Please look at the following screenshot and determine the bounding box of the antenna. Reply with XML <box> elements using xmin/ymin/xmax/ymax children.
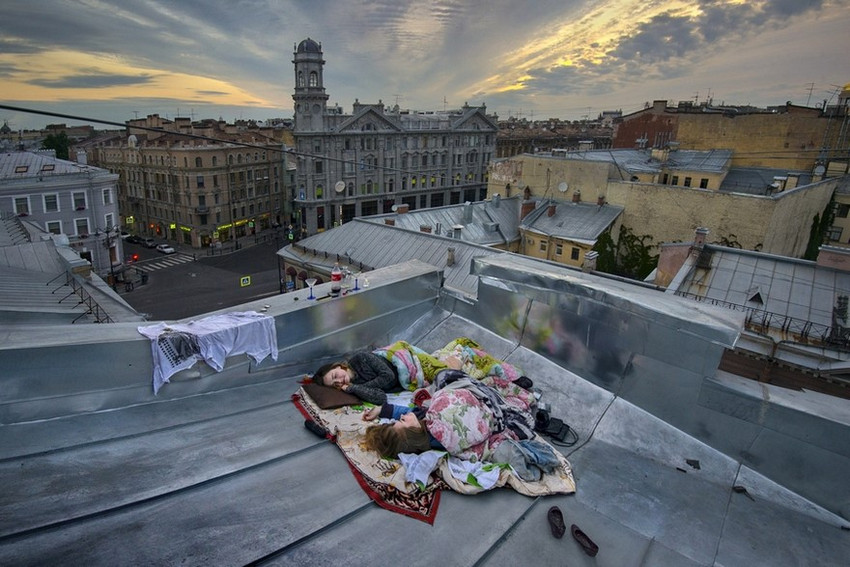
<box><xmin>443</xmin><ymin>96</ymin><xmax>447</xmax><ymax>111</ymax></box>
<box><xmin>805</xmin><ymin>82</ymin><xmax>815</xmax><ymax>106</ymax></box>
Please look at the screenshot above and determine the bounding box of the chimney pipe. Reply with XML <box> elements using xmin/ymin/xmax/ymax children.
<box><xmin>583</xmin><ymin>251</ymin><xmax>598</xmax><ymax>272</ymax></box>
<box><xmin>447</xmin><ymin>247</ymin><xmax>456</xmax><ymax>266</ymax></box>
<box><xmin>384</xmin><ymin>219</ymin><xmax>395</xmax><ymax>226</ymax></box>
<box><xmin>521</xmin><ymin>200</ymin><xmax>535</xmax><ymax>219</ymax></box>
<box><xmin>547</xmin><ymin>204</ymin><xmax>556</xmax><ymax>217</ymax></box>
<box><xmin>693</xmin><ymin>227</ymin><xmax>709</xmax><ymax>251</ymax></box>
<box><xmin>572</xmin><ymin>190</ymin><xmax>581</xmax><ymax>203</ymax></box>
<box><xmin>597</xmin><ymin>195</ymin><xmax>605</xmax><ymax>206</ymax></box>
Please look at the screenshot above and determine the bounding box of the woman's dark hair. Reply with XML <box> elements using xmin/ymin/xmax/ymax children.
<box><xmin>312</xmin><ymin>361</ymin><xmax>349</xmax><ymax>386</ymax></box>
<box><xmin>364</xmin><ymin>422</ymin><xmax>432</xmax><ymax>458</ymax></box>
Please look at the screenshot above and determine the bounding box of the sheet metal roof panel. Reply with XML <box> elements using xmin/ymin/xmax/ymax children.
<box><xmin>0</xmin><ymin>151</ymin><xmax>102</xmax><ymax>179</ymax></box>
<box><xmin>522</xmin><ymin>201</ymin><xmax>623</xmax><ymax>240</ymax></box>
<box><xmin>279</xmin><ymin>219</ymin><xmax>506</xmax><ymax>297</ymax></box>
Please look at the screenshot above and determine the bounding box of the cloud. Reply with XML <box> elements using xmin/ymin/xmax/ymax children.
<box><xmin>29</xmin><ymin>73</ymin><xmax>158</xmax><ymax>89</ymax></box>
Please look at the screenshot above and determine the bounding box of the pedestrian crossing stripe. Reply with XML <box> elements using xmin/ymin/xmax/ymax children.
<box><xmin>136</xmin><ymin>253</ymin><xmax>194</xmax><ymax>272</ymax></box>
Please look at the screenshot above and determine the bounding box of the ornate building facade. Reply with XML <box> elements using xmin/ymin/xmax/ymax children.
<box><xmin>291</xmin><ymin>38</ymin><xmax>498</xmax><ymax>235</ymax></box>
<box><xmin>80</xmin><ymin>115</ymin><xmax>287</xmax><ymax>249</ymax></box>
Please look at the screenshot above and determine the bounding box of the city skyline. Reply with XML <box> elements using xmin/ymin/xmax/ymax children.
<box><xmin>1</xmin><ymin>0</ymin><xmax>849</xmax><ymax>131</ymax></box>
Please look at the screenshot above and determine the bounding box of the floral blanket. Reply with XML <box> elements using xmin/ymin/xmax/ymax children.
<box><xmin>373</xmin><ymin>337</ymin><xmax>524</xmax><ymax>390</ymax></box>
<box><xmin>293</xmin><ymin>338</ymin><xmax>575</xmax><ymax>524</ymax></box>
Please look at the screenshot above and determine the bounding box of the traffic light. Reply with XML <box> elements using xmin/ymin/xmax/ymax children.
<box><xmin>130</xmin><ymin>253</ymin><xmax>139</xmax><ymax>262</ymax></box>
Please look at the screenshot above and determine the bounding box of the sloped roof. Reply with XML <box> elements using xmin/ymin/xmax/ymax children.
<box><xmin>670</xmin><ymin>245</ymin><xmax>850</xmax><ymax>331</ymax></box>
<box><xmin>0</xmin><ymin>150</ymin><xmax>102</xmax><ymax>179</ymax></box>
<box><xmin>362</xmin><ymin>196</ymin><xmax>522</xmax><ymax>247</ymax></box>
<box><xmin>522</xmin><ymin>199</ymin><xmax>623</xmax><ymax>244</ymax></box>
<box><xmin>278</xmin><ymin>218</ymin><xmax>507</xmax><ymax>298</ymax></box>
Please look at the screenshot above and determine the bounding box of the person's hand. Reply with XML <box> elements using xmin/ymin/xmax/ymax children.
<box><xmin>339</xmin><ymin>384</ymin><xmax>350</xmax><ymax>392</ymax></box>
<box><xmin>362</xmin><ymin>406</ymin><xmax>381</xmax><ymax>421</ymax></box>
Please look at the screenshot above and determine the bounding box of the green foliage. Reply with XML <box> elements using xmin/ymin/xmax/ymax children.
<box><xmin>804</xmin><ymin>195</ymin><xmax>836</xmax><ymax>261</ymax></box>
<box><xmin>41</xmin><ymin>131</ymin><xmax>70</xmax><ymax>160</ymax></box>
<box><xmin>593</xmin><ymin>225</ymin><xmax>658</xmax><ymax>279</ymax></box>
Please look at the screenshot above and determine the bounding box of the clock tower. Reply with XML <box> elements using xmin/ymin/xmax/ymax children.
<box><xmin>292</xmin><ymin>38</ymin><xmax>329</xmax><ymax>133</ymax></box>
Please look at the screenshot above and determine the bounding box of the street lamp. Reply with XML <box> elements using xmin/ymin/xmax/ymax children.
<box><xmin>93</xmin><ymin>226</ymin><xmax>121</xmax><ymax>291</ymax></box>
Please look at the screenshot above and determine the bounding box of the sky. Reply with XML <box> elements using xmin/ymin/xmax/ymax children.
<box><xmin>1</xmin><ymin>0</ymin><xmax>849</xmax><ymax>131</ymax></box>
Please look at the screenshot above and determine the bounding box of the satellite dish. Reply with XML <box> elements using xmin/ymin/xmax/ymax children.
<box><xmin>334</xmin><ymin>181</ymin><xmax>345</xmax><ymax>193</ymax></box>
<box><xmin>813</xmin><ymin>165</ymin><xmax>825</xmax><ymax>176</ymax></box>
<box><xmin>391</xmin><ymin>204</ymin><xmax>398</xmax><ymax>212</ymax></box>
<box><xmin>557</xmin><ymin>181</ymin><xmax>568</xmax><ymax>193</ymax></box>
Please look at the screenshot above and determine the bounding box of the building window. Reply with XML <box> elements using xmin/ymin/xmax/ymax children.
<box><xmin>316</xmin><ymin>185</ymin><xmax>323</xmax><ymax>198</ymax></box>
<box><xmin>212</xmin><ymin>156</ymin><xmax>218</xmax><ymax>166</ymax></box>
<box><xmin>44</xmin><ymin>193</ymin><xmax>59</xmax><ymax>212</ymax></box>
<box><xmin>105</xmin><ymin>213</ymin><xmax>114</xmax><ymax>229</ymax></box>
<box><xmin>73</xmin><ymin>192</ymin><xmax>86</xmax><ymax>209</ymax></box>
<box><xmin>14</xmin><ymin>196</ymin><xmax>29</xmax><ymax>215</ymax></box>
<box><xmin>827</xmin><ymin>226</ymin><xmax>843</xmax><ymax>241</ymax></box>
<box><xmin>699</xmin><ymin>178</ymin><xmax>709</xmax><ymax>189</ymax></box>
<box><xmin>75</xmin><ymin>218</ymin><xmax>90</xmax><ymax>236</ymax></box>
<box><xmin>197</xmin><ymin>175</ymin><xmax>205</xmax><ymax>188</ymax></box>
<box><xmin>571</xmin><ymin>247</ymin><xmax>580</xmax><ymax>260</ymax></box>
<box><xmin>102</xmin><ymin>188</ymin><xmax>112</xmax><ymax>204</ymax></box>
<box><xmin>315</xmin><ymin>160</ymin><xmax>323</xmax><ymax>174</ymax></box>
<box><xmin>540</xmin><ymin>241</ymin><xmax>547</xmax><ymax>252</ymax></box>
<box><xmin>309</xmin><ymin>71</ymin><xmax>318</xmax><ymax>87</ymax></box>
<box><xmin>556</xmin><ymin>243</ymin><xmax>563</xmax><ymax>256</ymax></box>
<box><xmin>195</xmin><ymin>157</ymin><xmax>203</xmax><ymax>167</ymax></box>
<box><xmin>683</xmin><ymin>177</ymin><xmax>692</xmax><ymax>187</ymax></box>
<box><xmin>671</xmin><ymin>176</ymin><xmax>679</xmax><ymax>186</ymax></box>
<box><xmin>836</xmin><ymin>204</ymin><xmax>850</xmax><ymax>218</ymax></box>
<box><xmin>46</xmin><ymin>220</ymin><xmax>61</xmax><ymax>234</ymax></box>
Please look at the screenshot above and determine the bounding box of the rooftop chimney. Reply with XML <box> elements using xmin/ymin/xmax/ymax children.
<box><xmin>547</xmin><ymin>204</ymin><xmax>556</xmax><ymax>217</ymax></box>
<box><xmin>583</xmin><ymin>251</ymin><xmax>598</xmax><ymax>272</ymax></box>
<box><xmin>463</xmin><ymin>202</ymin><xmax>473</xmax><ymax>223</ymax></box>
<box><xmin>447</xmin><ymin>247</ymin><xmax>456</xmax><ymax>266</ymax></box>
<box><xmin>572</xmin><ymin>190</ymin><xmax>581</xmax><ymax>203</ymax></box>
<box><xmin>493</xmin><ymin>194</ymin><xmax>501</xmax><ymax>208</ymax></box>
<box><xmin>396</xmin><ymin>203</ymin><xmax>409</xmax><ymax>214</ymax></box>
<box><xmin>521</xmin><ymin>200</ymin><xmax>535</xmax><ymax>220</ymax></box>
<box><xmin>384</xmin><ymin>219</ymin><xmax>395</xmax><ymax>226</ymax></box>
<box><xmin>693</xmin><ymin>227</ymin><xmax>709</xmax><ymax>251</ymax></box>
<box><xmin>597</xmin><ymin>195</ymin><xmax>605</xmax><ymax>206</ymax></box>
<box><xmin>419</xmin><ymin>224</ymin><xmax>432</xmax><ymax>233</ymax></box>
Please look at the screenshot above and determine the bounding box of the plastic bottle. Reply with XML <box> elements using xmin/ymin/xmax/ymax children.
<box><xmin>330</xmin><ymin>262</ymin><xmax>342</xmax><ymax>296</ymax></box>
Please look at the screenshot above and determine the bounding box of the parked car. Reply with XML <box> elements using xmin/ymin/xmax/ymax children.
<box><xmin>142</xmin><ymin>237</ymin><xmax>157</xmax><ymax>248</ymax></box>
<box><xmin>156</xmin><ymin>244</ymin><xmax>176</xmax><ymax>254</ymax></box>
<box><xmin>125</xmin><ymin>234</ymin><xmax>142</xmax><ymax>244</ymax></box>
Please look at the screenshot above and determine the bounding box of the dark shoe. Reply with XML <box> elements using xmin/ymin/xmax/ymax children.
<box><xmin>304</xmin><ymin>419</ymin><xmax>328</xmax><ymax>438</ymax></box>
<box><xmin>571</xmin><ymin>524</ymin><xmax>599</xmax><ymax>557</ymax></box>
<box><xmin>547</xmin><ymin>506</ymin><xmax>566</xmax><ymax>539</ymax></box>
<box><xmin>514</xmin><ymin>375</ymin><xmax>534</xmax><ymax>390</ymax></box>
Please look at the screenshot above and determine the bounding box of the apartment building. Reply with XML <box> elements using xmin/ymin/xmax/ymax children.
<box><xmin>488</xmin><ymin>150</ymin><xmax>839</xmax><ymax>260</ymax></box>
<box><xmin>613</xmin><ymin>91</ymin><xmax>850</xmax><ymax>173</ymax></box>
<box><xmin>83</xmin><ymin>115</ymin><xmax>286</xmax><ymax>249</ymax></box>
<box><xmin>291</xmin><ymin>38</ymin><xmax>497</xmax><ymax>236</ymax></box>
<box><xmin>0</xmin><ymin>150</ymin><xmax>122</xmax><ymax>277</ymax></box>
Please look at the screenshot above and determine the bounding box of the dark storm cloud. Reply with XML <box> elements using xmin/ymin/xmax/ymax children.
<box><xmin>608</xmin><ymin>13</ymin><xmax>699</xmax><ymax>63</ymax></box>
<box><xmin>29</xmin><ymin>74</ymin><xmax>157</xmax><ymax>89</ymax></box>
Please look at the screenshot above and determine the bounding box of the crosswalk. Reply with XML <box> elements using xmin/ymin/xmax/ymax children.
<box><xmin>134</xmin><ymin>253</ymin><xmax>195</xmax><ymax>272</ymax></box>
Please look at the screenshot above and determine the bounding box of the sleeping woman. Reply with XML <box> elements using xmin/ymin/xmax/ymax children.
<box><xmin>362</xmin><ymin>368</ymin><xmax>537</xmax><ymax>462</ymax></box>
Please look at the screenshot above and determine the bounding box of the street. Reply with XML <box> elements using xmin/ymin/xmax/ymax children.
<box><xmin>119</xmin><ymin>239</ymin><xmax>286</xmax><ymax>321</ymax></box>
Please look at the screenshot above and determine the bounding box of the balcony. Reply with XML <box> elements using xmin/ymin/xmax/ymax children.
<box><xmin>195</xmin><ymin>205</ymin><xmax>209</xmax><ymax>214</ymax></box>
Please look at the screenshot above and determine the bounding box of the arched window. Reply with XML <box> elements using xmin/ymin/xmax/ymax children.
<box><xmin>309</xmin><ymin>71</ymin><xmax>318</xmax><ymax>87</ymax></box>
<box><xmin>298</xmin><ymin>71</ymin><xmax>304</xmax><ymax>87</ymax></box>
<box><xmin>212</xmin><ymin>156</ymin><xmax>217</xmax><ymax>166</ymax></box>
<box><xmin>237</xmin><ymin>154</ymin><xmax>243</xmax><ymax>164</ymax></box>
<box><xmin>316</xmin><ymin>184</ymin><xmax>323</xmax><ymax>198</ymax></box>
<box><xmin>195</xmin><ymin>157</ymin><xmax>202</xmax><ymax>167</ymax></box>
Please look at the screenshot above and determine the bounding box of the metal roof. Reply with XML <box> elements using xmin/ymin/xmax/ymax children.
<box><xmin>557</xmin><ymin>148</ymin><xmax>733</xmax><ymax>175</ymax></box>
<box><xmin>671</xmin><ymin>244</ymin><xmax>850</xmax><ymax>331</ymax></box>
<box><xmin>363</xmin><ymin>196</ymin><xmax>522</xmax><ymax>247</ymax></box>
<box><xmin>0</xmin><ymin>150</ymin><xmax>102</xmax><ymax>180</ymax></box>
<box><xmin>279</xmin><ymin>218</ymin><xmax>507</xmax><ymax>298</ymax></box>
<box><xmin>522</xmin><ymin>199</ymin><xmax>623</xmax><ymax>243</ymax></box>
<box><xmin>1</xmin><ymin>260</ymin><xmax>848</xmax><ymax>565</ymax></box>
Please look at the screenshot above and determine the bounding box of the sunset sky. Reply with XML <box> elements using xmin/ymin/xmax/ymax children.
<box><xmin>1</xmin><ymin>0</ymin><xmax>848</xmax><ymax>130</ymax></box>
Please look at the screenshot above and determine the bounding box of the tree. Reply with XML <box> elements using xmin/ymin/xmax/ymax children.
<box><xmin>592</xmin><ymin>225</ymin><xmax>658</xmax><ymax>280</ymax></box>
<box><xmin>41</xmin><ymin>131</ymin><xmax>70</xmax><ymax>160</ymax></box>
<box><xmin>804</xmin><ymin>195</ymin><xmax>836</xmax><ymax>261</ymax></box>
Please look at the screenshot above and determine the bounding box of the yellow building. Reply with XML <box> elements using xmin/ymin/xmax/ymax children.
<box><xmin>489</xmin><ymin>152</ymin><xmax>840</xmax><ymax>260</ymax></box>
